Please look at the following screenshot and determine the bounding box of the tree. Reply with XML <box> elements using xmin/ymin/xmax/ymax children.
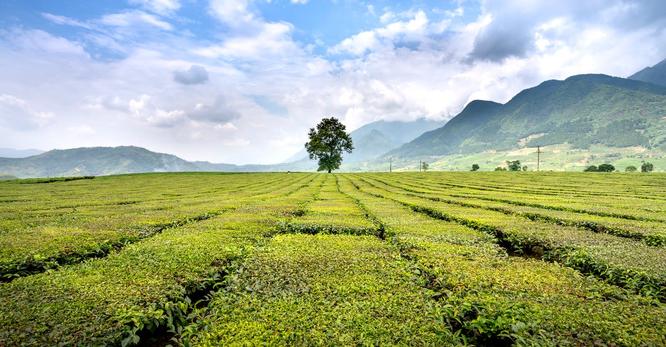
<box><xmin>641</xmin><ymin>161</ymin><xmax>654</xmax><ymax>173</ymax></box>
<box><xmin>506</xmin><ymin>160</ymin><xmax>521</xmax><ymax>171</ymax></box>
<box><xmin>471</xmin><ymin>164</ymin><xmax>480</xmax><ymax>171</ymax></box>
<box><xmin>597</xmin><ymin>163</ymin><xmax>615</xmax><ymax>172</ymax></box>
<box><xmin>421</xmin><ymin>162</ymin><xmax>429</xmax><ymax>172</ymax></box>
<box><xmin>305</xmin><ymin>117</ymin><xmax>353</xmax><ymax>173</ymax></box>
<box><xmin>625</xmin><ymin>165</ymin><xmax>637</xmax><ymax>172</ymax></box>
<box><xmin>522</xmin><ymin>165</ymin><xmax>528</xmax><ymax>171</ymax></box>
<box><xmin>584</xmin><ymin>165</ymin><xmax>598</xmax><ymax>172</ymax></box>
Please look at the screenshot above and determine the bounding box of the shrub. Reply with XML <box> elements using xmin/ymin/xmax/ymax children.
<box><xmin>471</xmin><ymin>164</ymin><xmax>480</xmax><ymax>172</ymax></box>
<box><xmin>625</xmin><ymin>166</ymin><xmax>637</xmax><ymax>172</ymax></box>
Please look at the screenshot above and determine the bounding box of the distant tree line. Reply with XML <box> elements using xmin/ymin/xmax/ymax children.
<box><xmin>584</xmin><ymin>161</ymin><xmax>654</xmax><ymax>173</ymax></box>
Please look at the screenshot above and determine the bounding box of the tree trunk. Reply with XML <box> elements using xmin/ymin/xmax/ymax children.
<box><xmin>328</xmin><ymin>168</ymin><xmax>331</xmax><ymax>173</ymax></box>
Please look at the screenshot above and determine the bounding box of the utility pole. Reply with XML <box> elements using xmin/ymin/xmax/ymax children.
<box><xmin>419</xmin><ymin>160</ymin><xmax>421</xmax><ymax>172</ymax></box>
<box><xmin>537</xmin><ymin>146</ymin><xmax>541</xmax><ymax>172</ymax></box>
<box><xmin>389</xmin><ymin>157</ymin><xmax>392</xmax><ymax>173</ymax></box>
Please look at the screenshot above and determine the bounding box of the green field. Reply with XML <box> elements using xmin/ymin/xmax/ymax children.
<box><xmin>1</xmin><ymin>172</ymin><xmax>665</xmax><ymax>346</ymax></box>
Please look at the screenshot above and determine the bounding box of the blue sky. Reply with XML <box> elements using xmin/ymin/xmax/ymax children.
<box><xmin>0</xmin><ymin>0</ymin><xmax>665</xmax><ymax>164</ymax></box>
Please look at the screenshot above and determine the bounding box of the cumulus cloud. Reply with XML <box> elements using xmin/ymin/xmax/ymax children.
<box><xmin>330</xmin><ymin>10</ymin><xmax>430</xmax><ymax>55</ymax></box>
<box><xmin>173</xmin><ymin>65</ymin><xmax>209</xmax><ymax>85</ymax></box>
<box><xmin>469</xmin><ymin>0</ymin><xmax>666</xmax><ymax>62</ymax></box>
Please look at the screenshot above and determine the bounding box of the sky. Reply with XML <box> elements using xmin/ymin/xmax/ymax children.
<box><xmin>0</xmin><ymin>0</ymin><xmax>665</xmax><ymax>164</ymax></box>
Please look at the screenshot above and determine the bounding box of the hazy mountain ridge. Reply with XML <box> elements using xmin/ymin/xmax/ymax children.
<box><xmin>288</xmin><ymin>118</ymin><xmax>445</xmax><ymax>164</ymax></box>
<box><xmin>0</xmin><ymin>146</ymin><xmax>319</xmax><ymax>178</ymax></box>
<box><xmin>0</xmin><ymin>148</ymin><xmax>44</xmax><ymax>158</ymax></box>
<box><xmin>629</xmin><ymin>58</ymin><xmax>666</xmax><ymax>87</ymax></box>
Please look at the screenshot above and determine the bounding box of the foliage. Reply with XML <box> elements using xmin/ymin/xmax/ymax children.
<box><xmin>494</xmin><ymin>167</ymin><xmax>506</xmax><ymax>171</ymax></box>
<box><xmin>421</xmin><ymin>162</ymin><xmax>429</xmax><ymax>171</ymax></box>
<box><xmin>597</xmin><ymin>163</ymin><xmax>615</xmax><ymax>172</ymax></box>
<box><xmin>625</xmin><ymin>165</ymin><xmax>637</xmax><ymax>172</ymax></box>
<box><xmin>642</xmin><ymin>161</ymin><xmax>654</xmax><ymax>172</ymax></box>
<box><xmin>305</xmin><ymin>117</ymin><xmax>354</xmax><ymax>173</ymax></box>
<box><xmin>584</xmin><ymin>165</ymin><xmax>598</xmax><ymax>172</ymax></box>
<box><xmin>507</xmin><ymin>160</ymin><xmax>522</xmax><ymax>171</ymax></box>
<box><xmin>471</xmin><ymin>164</ymin><xmax>480</xmax><ymax>171</ymax></box>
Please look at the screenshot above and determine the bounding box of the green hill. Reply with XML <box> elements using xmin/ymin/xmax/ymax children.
<box><xmin>390</xmin><ymin>74</ymin><xmax>666</xmax><ymax>159</ymax></box>
<box><xmin>0</xmin><ymin>146</ymin><xmax>199</xmax><ymax>178</ymax></box>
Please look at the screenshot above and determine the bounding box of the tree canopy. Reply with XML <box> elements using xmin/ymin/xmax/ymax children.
<box><xmin>305</xmin><ymin>117</ymin><xmax>354</xmax><ymax>173</ymax></box>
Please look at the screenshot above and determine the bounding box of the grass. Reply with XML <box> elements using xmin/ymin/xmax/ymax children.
<box><xmin>0</xmin><ymin>171</ymin><xmax>665</xmax><ymax>346</ymax></box>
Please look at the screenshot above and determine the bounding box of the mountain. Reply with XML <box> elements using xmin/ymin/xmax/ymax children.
<box><xmin>0</xmin><ymin>146</ymin><xmax>199</xmax><ymax>177</ymax></box>
<box><xmin>629</xmin><ymin>58</ymin><xmax>666</xmax><ymax>87</ymax></box>
<box><xmin>0</xmin><ymin>146</ymin><xmax>317</xmax><ymax>178</ymax></box>
<box><xmin>0</xmin><ymin>148</ymin><xmax>44</xmax><ymax>158</ymax></box>
<box><xmin>346</xmin><ymin>118</ymin><xmax>444</xmax><ymax>162</ymax></box>
<box><xmin>286</xmin><ymin>118</ymin><xmax>444</xmax><ymax>165</ymax></box>
<box><xmin>390</xmin><ymin>74</ymin><xmax>666</xmax><ymax>159</ymax></box>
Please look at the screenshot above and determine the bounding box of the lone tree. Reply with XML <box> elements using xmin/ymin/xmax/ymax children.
<box><xmin>471</xmin><ymin>164</ymin><xmax>480</xmax><ymax>171</ymax></box>
<box><xmin>305</xmin><ymin>117</ymin><xmax>353</xmax><ymax>173</ymax></box>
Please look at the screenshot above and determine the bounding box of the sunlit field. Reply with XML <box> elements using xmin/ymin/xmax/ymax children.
<box><xmin>0</xmin><ymin>172</ymin><xmax>665</xmax><ymax>346</ymax></box>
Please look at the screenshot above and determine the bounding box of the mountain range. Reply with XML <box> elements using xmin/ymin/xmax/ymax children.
<box><xmin>390</xmin><ymin>73</ymin><xmax>666</xmax><ymax>158</ymax></box>
<box><xmin>2</xmin><ymin>58</ymin><xmax>665</xmax><ymax>177</ymax></box>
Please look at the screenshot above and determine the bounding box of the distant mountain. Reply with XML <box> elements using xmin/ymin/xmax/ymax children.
<box><xmin>0</xmin><ymin>146</ymin><xmax>199</xmax><ymax>177</ymax></box>
<box><xmin>0</xmin><ymin>146</ymin><xmax>316</xmax><ymax>178</ymax></box>
<box><xmin>390</xmin><ymin>74</ymin><xmax>666</xmax><ymax>158</ymax></box>
<box><xmin>286</xmin><ymin>118</ymin><xmax>444</xmax><ymax>164</ymax></box>
<box><xmin>346</xmin><ymin>118</ymin><xmax>444</xmax><ymax>162</ymax></box>
<box><xmin>629</xmin><ymin>58</ymin><xmax>666</xmax><ymax>87</ymax></box>
<box><xmin>0</xmin><ymin>148</ymin><xmax>44</xmax><ymax>158</ymax></box>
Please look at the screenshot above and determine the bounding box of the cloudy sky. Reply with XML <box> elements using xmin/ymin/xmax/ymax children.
<box><xmin>1</xmin><ymin>0</ymin><xmax>665</xmax><ymax>164</ymax></box>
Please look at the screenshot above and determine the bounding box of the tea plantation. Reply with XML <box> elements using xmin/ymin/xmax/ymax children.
<box><xmin>0</xmin><ymin>172</ymin><xmax>664</xmax><ymax>346</ymax></box>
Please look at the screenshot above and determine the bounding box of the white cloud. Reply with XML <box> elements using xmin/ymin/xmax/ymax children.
<box><xmin>330</xmin><ymin>10</ymin><xmax>429</xmax><ymax>55</ymax></box>
<box><xmin>42</xmin><ymin>13</ymin><xmax>93</xmax><ymax>29</ymax></box>
<box><xmin>208</xmin><ymin>0</ymin><xmax>255</xmax><ymax>27</ymax></box>
<box><xmin>100</xmin><ymin>11</ymin><xmax>173</xmax><ymax>30</ymax></box>
<box><xmin>0</xmin><ymin>94</ymin><xmax>54</xmax><ymax>130</ymax></box>
<box><xmin>129</xmin><ymin>0</ymin><xmax>181</xmax><ymax>15</ymax></box>
<box><xmin>68</xmin><ymin>125</ymin><xmax>96</xmax><ymax>135</ymax></box>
